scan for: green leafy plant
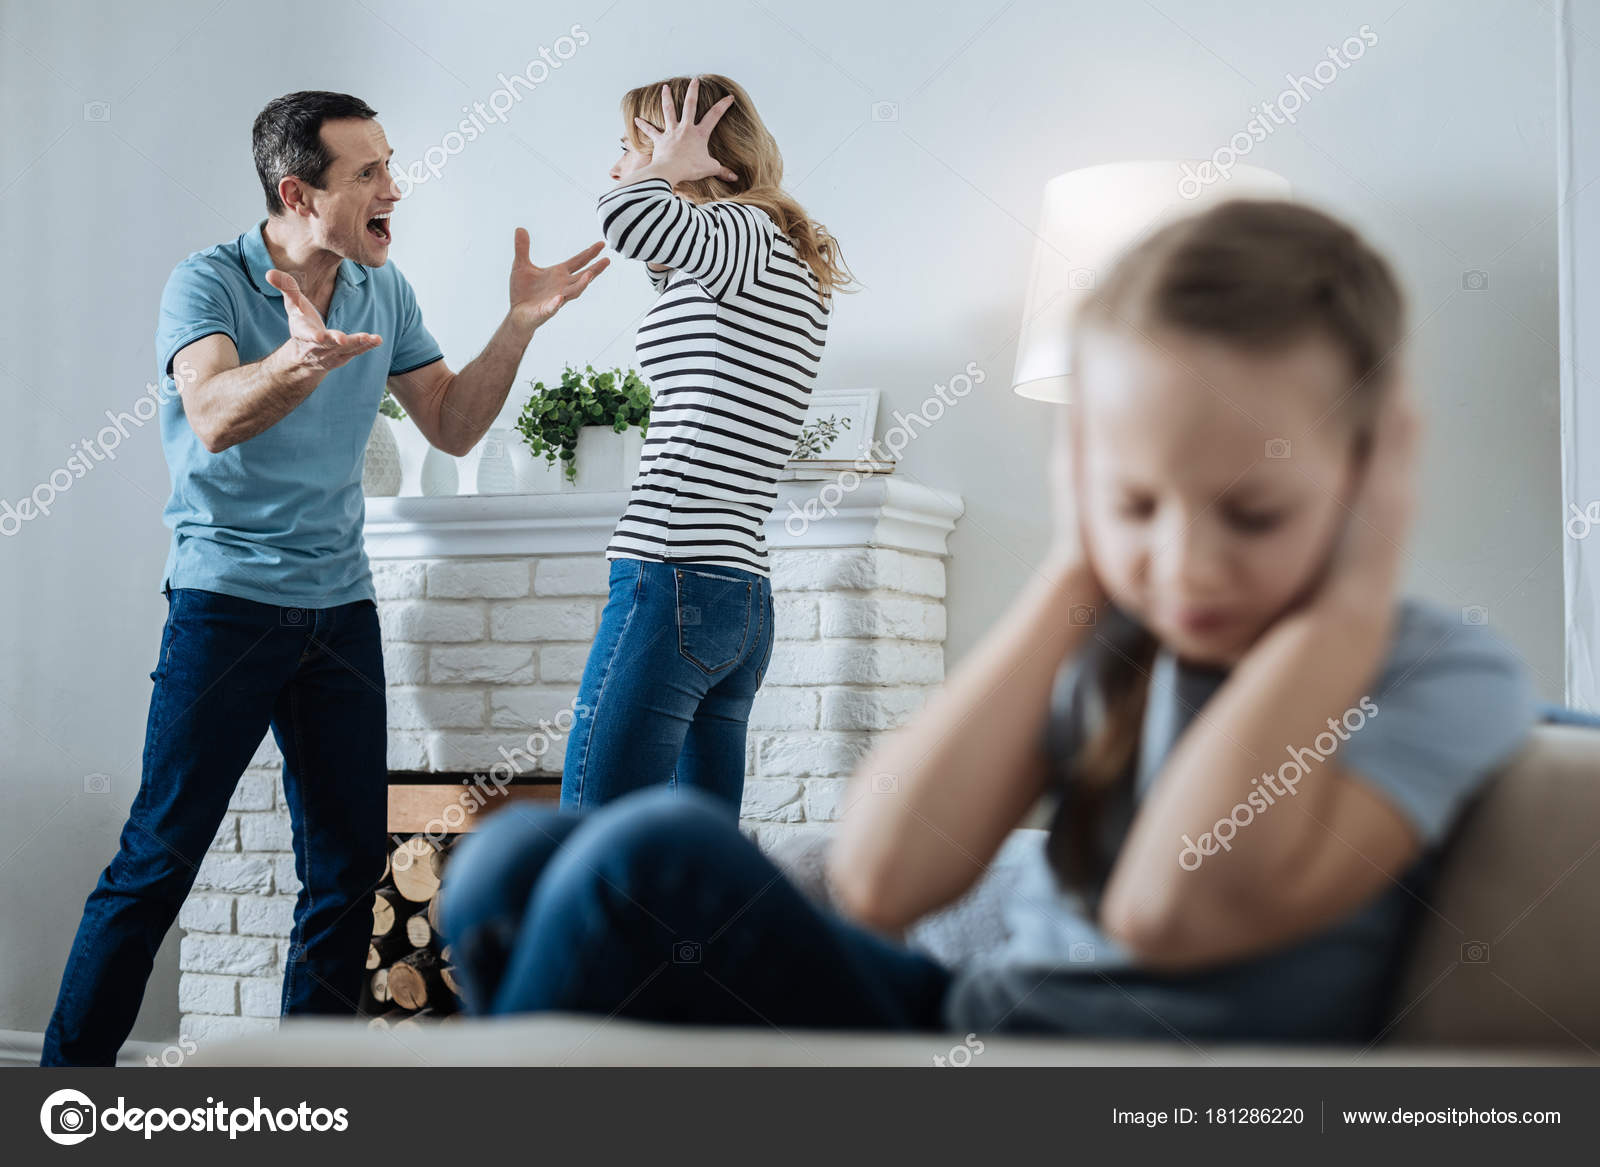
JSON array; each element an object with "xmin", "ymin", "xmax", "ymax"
[
  {"xmin": 791, "ymin": 414, "xmax": 851, "ymax": 460},
  {"xmin": 516, "ymin": 364, "xmax": 652, "ymax": 483},
  {"xmin": 379, "ymin": 387, "xmax": 406, "ymax": 421}
]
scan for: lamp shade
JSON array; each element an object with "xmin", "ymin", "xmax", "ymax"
[{"xmin": 1010, "ymin": 160, "xmax": 1292, "ymax": 402}]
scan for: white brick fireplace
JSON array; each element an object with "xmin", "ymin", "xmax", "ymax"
[{"xmin": 175, "ymin": 475, "xmax": 963, "ymax": 1043}]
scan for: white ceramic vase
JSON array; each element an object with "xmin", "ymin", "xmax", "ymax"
[
  {"xmin": 420, "ymin": 446, "xmax": 459, "ymax": 497},
  {"xmin": 473, "ymin": 428, "xmax": 518, "ymax": 494},
  {"xmin": 362, "ymin": 416, "xmax": 403, "ymax": 497}
]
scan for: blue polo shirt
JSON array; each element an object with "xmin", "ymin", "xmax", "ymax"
[{"xmin": 154, "ymin": 219, "xmax": 443, "ymax": 608}]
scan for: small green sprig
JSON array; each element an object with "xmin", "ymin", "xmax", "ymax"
[{"xmin": 379, "ymin": 387, "xmax": 406, "ymax": 421}]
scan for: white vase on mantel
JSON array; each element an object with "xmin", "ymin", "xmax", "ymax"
[
  {"xmin": 473, "ymin": 427, "xmax": 565, "ymax": 494},
  {"xmin": 362, "ymin": 417, "xmax": 403, "ymax": 497},
  {"xmin": 420, "ymin": 446, "xmax": 459, "ymax": 496},
  {"xmin": 565, "ymin": 426, "xmax": 645, "ymax": 492},
  {"xmin": 473, "ymin": 428, "xmax": 518, "ymax": 494}
]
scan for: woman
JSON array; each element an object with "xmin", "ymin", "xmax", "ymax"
[
  {"xmin": 445, "ymin": 199, "xmax": 1536, "ymax": 1040},
  {"xmin": 561, "ymin": 74, "xmax": 848, "ymax": 815}
]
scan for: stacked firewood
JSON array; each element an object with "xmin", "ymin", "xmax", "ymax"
[{"xmin": 360, "ymin": 834, "xmax": 466, "ymax": 1027}]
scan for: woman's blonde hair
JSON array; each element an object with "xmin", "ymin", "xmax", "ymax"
[
  {"xmin": 1054, "ymin": 199, "xmax": 1407, "ymax": 892},
  {"xmin": 621, "ymin": 74, "xmax": 854, "ymax": 305}
]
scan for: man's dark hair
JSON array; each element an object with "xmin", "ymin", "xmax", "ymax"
[{"xmin": 252, "ymin": 91, "xmax": 378, "ymax": 215}]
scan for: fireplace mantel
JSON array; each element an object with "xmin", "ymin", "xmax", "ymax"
[{"xmin": 363, "ymin": 476, "xmax": 964, "ymax": 560}]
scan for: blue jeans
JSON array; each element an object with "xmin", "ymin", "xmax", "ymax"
[
  {"xmin": 561, "ymin": 558, "xmax": 775, "ymax": 814},
  {"xmin": 437, "ymin": 786, "xmax": 952, "ymax": 1028},
  {"xmin": 40, "ymin": 586, "xmax": 388, "ymax": 1066}
]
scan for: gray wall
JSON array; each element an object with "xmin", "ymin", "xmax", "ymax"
[
  {"xmin": 0, "ymin": 0, "xmax": 1564, "ymax": 1039},
  {"xmin": 1558, "ymin": 0, "xmax": 1600, "ymax": 709}
]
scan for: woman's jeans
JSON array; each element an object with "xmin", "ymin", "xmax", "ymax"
[
  {"xmin": 40, "ymin": 586, "xmax": 388, "ymax": 1066},
  {"xmin": 561, "ymin": 558, "xmax": 775, "ymax": 814},
  {"xmin": 437, "ymin": 786, "xmax": 952, "ymax": 1029}
]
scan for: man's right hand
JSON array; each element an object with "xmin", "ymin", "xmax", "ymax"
[{"xmin": 265, "ymin": 268, "xmax": 383, "ymax": 375}]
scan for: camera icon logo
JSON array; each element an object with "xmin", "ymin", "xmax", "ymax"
[
  {"xmin": 672, "ymin": 940, "xmax": 702, "ymax": 964},
  {"xmin": 1068, "ymin": 268, "xmax": 1096, "ymax": 291},
  {"xmin": 1265, "ymin": 437, "xmax": 1292, "ymax": 459},
  {"xmin": 83, "ymin": 101, "xmax": 111, "ymax": 122},
  {"xmin": 871, "ymin": 101, "xmax": 899, "ymax": 122},
  {"xmin": 1069, "ymin": 604, "xmax": 1096, "ymax": 626},
  {"xmin": 871, "ymin": 772, "xmax": 898, "ymax": 794},
  {"xmin": 83, "ymin": 773, "xmax": 111, "ymax": 794},
  {"xmin": 1462, "ymin": 269, "xmax": 1489, "ymax": 292},
  {"xmin": 1068, "ymin": 941, "xmax": 1096, "ymax": 963},
  {"xmin": 40, "ymin": 1088, "xmax": 97, "ymax": 1145},
  {"xmin": 281, "ymin": 607, "xmax": 307, "ymax": 627},
  {"xmin": 484, "ymin": 438, "xmax": 504, "ymax": 458},
  {"xmin": 1460, "ymin": 940, "xmax": 1490, "ymax": 964},
  {"xmin": 680, "ymin": 604, "xmax": 701, "ymax": 626},
  {"xmin": 1461, "ymin": 605, "xmax": 1489, "ymax": 626}
]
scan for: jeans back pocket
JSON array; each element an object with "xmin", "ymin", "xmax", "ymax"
[{"xmin": 674, "ymin": 567, "xmax": 753, "ymax": 674}]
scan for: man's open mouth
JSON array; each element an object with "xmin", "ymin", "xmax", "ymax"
[{"xmin": 366, "ymin": 211, "xmax": 392, "ymax": 242}]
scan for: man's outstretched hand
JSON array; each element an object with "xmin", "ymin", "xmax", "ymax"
[
  {"xmin": 265, "ymin": 268, "xmax": 383, "ymax": 374},
  {"xmin": 508, "ymin": 230, "xmax": 609, "ymax": 332}
]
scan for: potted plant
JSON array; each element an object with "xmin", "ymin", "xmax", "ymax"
[
  {"xmin": 363, "ymin": 387, "xmax": 405, "ymax": 496},
  {"xmin": 516, "ymin": 365, "xmax": 652, "ymax": 492}
]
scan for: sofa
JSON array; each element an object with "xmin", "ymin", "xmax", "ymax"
[{"xmin": 198, "ymin": 723, "xmax": 1600, "ymax": 1066}]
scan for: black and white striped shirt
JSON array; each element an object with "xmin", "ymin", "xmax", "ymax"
[{"xmin": 596, "ymin": 176, "xmax": 830, "ymax": 577}]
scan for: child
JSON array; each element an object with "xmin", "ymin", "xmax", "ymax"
[{"xmin": 438, "ymin": 199, "xmax": 1535, "ymax": 1041}]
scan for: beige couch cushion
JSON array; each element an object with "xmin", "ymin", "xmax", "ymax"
[{"xmin": 1387, "ymin": 724, "xmax": 1600, "ymax": 1049}]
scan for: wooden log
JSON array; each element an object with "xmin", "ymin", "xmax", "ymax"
[
  {"xmin": 405, "ymin": 913, "xmax": 432, "ymax": 949},
  {"xmin": 387, "ymin": 950, "xmax": 444, "ymax": 1011},
  {"xmin": 368, "ymin": 927, "xmax": 411, "ymax": 970},
  {"xmin": 439, "ymin": 964, "xmax": 463, "ymax": 998},
  {"xmin": 370, "ymin": 967, "xmax": 391, "ymax": 1006},
  {"xmin": 371, "ymin": 887, "xmax": 407, "ymax": 937},
  {"xmin": 391, "ymin": 837, "xmax": 442, "ymax": 903}
]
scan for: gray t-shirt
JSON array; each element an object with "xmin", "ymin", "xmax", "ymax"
[{"xmin": 940, "ymin": 598, "xmax": 1537, "ymax": 1040}]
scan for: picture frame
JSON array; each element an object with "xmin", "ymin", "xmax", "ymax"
[{"xmin": 792, "ymin": 388, "xmax": 882, "ymax": 463}]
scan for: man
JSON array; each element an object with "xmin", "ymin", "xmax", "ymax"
[{"xmin": 41, "ymin": 90, "xmax": 607, "ymax": 1065}]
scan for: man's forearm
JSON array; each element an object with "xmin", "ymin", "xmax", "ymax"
[
  {"xmin": 431, "ymin": 312, "xmax": 537, "ymax": 455},
  {"xmin": 190, "ymin": 344, "xmax": 325, "ymax": 453}
]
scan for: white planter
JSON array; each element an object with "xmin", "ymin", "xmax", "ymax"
[
  {"xmin": 472, "ymin": 428, "xmax": 518, "ymax": 494},
  {"xmin": 363, "ymin": 416, "xmax": 403, "ymax": 497},
  {"xmin": 420, "ymin": 446, "xmax": 459, "ymax": 497},
  {"xmin": 565, "ymin": 426, "xmax": 645, "ymax": 492}
]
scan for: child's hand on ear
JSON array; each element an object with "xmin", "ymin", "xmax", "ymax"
[{"xmin": 1318, "ymin": 381, "xmax": 1423, "ymax": 616}]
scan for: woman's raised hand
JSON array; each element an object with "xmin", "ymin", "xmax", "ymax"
[{"xmin": 633, "ymin": 78, "xmax": 739, "ymax": 186}]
